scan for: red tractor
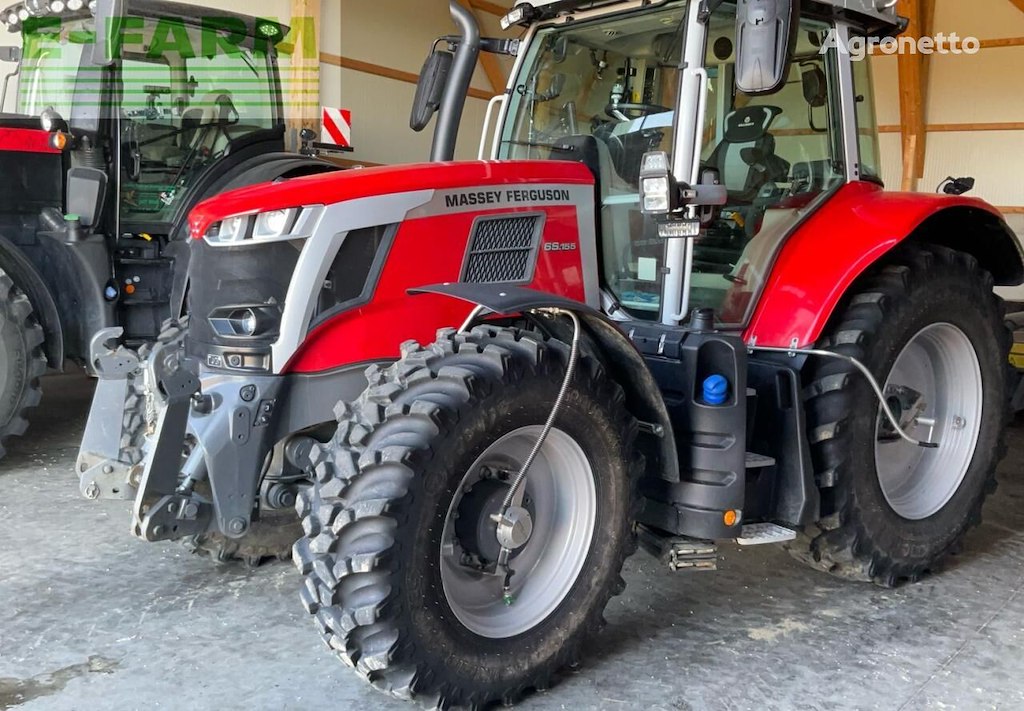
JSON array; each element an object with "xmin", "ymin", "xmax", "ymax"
[{"xmin": 80, "ymin": 0, "xmax": 1020, "ymax": 706}]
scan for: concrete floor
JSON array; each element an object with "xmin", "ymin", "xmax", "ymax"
[{"xmin": 2, "ymin": 374, "xmax": 1023, "ymax": 711}]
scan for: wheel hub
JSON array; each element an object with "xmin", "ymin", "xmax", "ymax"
[
  {"xmin": 874, "ymin": 322, "xmax": 983, "ymax": 520},
  {"xmin": 440, "ymin": 426, "xmax": 597, "ymax": 639},
  {"xmin": 453, "ymin": 476, "xmax": 534, "ymax": 567}
]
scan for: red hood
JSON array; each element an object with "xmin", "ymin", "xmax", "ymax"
[
  {"xmin": 188, "ymin": 159, "xmax": 595, "ymax": 239},
  {"xmin": 0, "ymin": 126, "xmax": 61, "ymax": 155}
]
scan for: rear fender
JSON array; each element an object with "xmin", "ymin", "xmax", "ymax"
[
  {"xmin": 411, "ymin": 283, "xmax": 680, "ymax": 484},
  {"xmin": 0, "ymin": 231, "xmax": 63, "ymax": 368},
  {"xmin": 744, "ymin": 182, "xmax": 1024, "ymax": 348}
]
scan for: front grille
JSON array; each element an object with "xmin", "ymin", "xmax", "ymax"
[{"xmin": 461, "ymin": 214, "xmax": 542, "ymax": 284}]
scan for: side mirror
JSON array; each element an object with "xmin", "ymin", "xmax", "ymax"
[
  {"xmin": 801, "ymin": 66, "xmax": 827, "ymax": 108},
  {"xmin": 93, "ymin": 0, "xmax": 125, "ymax": 67},
  {"xmin": 410, "ymin": 49, "xmax": 453, "ymax": 132},
  {"xmin": 67, "ymin": 167, "xmax": 108, "ymax": 229},
  {"xmin": 734, "ymin": 0, "xmax": 797, "ymax": 95},
  {"xmin": 0, "ymin": 47, "xmax": 20, "ymax": 63}
]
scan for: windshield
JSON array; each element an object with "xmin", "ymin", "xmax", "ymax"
[
  {"xmin": 499, "ymin": 1, "xmax": 848, "ymax": 327},
  {"xmin": 17, "ymin": 16, "xmax": 94, "ymax": 117},
  {"xmin": 499, "ymin": 2, "xmax": 688, "ymax": 319},
  {"xmin": 113, "ymin": 16, "xmax": 278, "ymax": 225}
]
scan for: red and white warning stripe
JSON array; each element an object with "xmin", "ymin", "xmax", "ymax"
[{"xmin": 321, "ymin": 107, "xmax": 352, "ymax": 147}]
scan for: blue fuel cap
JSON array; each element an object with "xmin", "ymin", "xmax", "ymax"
[{"xmin": 703, "ymin": 374, "xmax": 728, "ymax": 405}]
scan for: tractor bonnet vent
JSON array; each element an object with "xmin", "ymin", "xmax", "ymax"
[{"xmin": 461, "ymin": 214, "xmax": 543, "ymax": 284}]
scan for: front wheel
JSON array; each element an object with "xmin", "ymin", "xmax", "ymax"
[
  {"xmin": 294, "ymin": 325, "xmax": 640, "ymax": 707},
  {"xmin": 790, "ymin": 244, "xmax": 1009, "ymax": 586}
]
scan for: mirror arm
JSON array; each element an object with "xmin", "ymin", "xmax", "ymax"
[{"xmin": 0, "ymin": 62, "xmax": 19, "ymax": 114}]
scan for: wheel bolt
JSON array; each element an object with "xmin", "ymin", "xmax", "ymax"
[{"xmin": 952, "ymin": 416, "xmax": 966, "ymax": 430}]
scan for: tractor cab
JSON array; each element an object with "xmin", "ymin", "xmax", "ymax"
[
  {"xmin": 491, "ymin": 0, "xmax": 886, "ymax": 328},
  {"xmin": 0, "ymin": 1, "xmax": 287, "ymax": 238},
  {"xmin": 0, "ymin": 0, "xmax": 296, "ymax": 352}
]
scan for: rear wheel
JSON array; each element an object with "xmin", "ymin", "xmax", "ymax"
[
  {"xmin": 0, "ymin": 269, "xmax": 46, "ymax": 458},
  {"xmin": 789, "ymin": 244, "xmax": 1008, "ymax": 586},
  {"xmin": 294, "ymin": 325, "xmax": 641, "ymax": 707}
]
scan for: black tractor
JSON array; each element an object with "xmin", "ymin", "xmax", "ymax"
[{"xmin": 0, "ymin": 0, "xmax": 335, "ymax": 457}]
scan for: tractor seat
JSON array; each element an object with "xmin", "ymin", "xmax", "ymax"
[{"xmin": 706, "ymin": 105, "xmax": 789, "ymax": 203}]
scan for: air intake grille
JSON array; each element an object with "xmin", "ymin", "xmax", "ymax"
[{"xmin": 461, "ymin": 214, "xmax": 542, "ymax": 284}]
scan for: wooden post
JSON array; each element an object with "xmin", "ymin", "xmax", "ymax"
[
  {"xmin": 287, "ymin": 0, "xmax": 321, "ymax": 151},
  {"xmin": 915, "ymin": 0, "xmax": 935, "ymax": 177},
  {"xmin": 896, "ymin": 0, "xmax": 925, "ymax": 191}
]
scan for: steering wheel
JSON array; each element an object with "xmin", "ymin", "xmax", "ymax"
[{"xmin": 605, "ymin": 102, "xmax": 671, "ymax": 121}]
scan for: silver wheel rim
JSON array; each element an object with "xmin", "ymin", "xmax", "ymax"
[
  {"xmin": 874, "ymin": 322, "xmax": 983, "ymax": 520},
  {"xmin": 440, "ymin": 426, "xmax": 597, "ymax": 638}
]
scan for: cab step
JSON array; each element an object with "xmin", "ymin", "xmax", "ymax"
[
  {"xmin": 636, "ymin": 524, "xmax": 718, "ymax": 571},
  {"xmin": 735, "ymin": 522, "xmax": 798, "ymax": 546}
]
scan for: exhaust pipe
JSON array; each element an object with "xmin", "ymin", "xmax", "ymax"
[{"xmin": 430, "ymin": 0, "xmax": 481, "ymax": 162}]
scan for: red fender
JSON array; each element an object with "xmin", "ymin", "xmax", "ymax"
[
  {"xmin": 0, "ymin": 127, "xmax": 61, "ymax": 154},
  {"xmin": 743, "ymin": 181, "xmax": 1020, "ymax": 348}
]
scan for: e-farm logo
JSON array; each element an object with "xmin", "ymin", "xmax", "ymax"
[
  {"xmin": 819, "ymin": 28, "xmax": 981, "ymax": 61},
  {"xmin": 17, "ymin": 15, "xmax": 321, "ymax": 118}
]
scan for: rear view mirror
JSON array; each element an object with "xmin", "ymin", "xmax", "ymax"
[
  {"xmin": 67, "ymin": 167, "xmax": 108, "ymax": 228},
  {"xmin": 801, "ymin": 65, "xmax": 827, "ymax": 107},
  {"xmin": 93, "ymin": 0, "xmax": 125, "ymax": 67},
  {"xmin": 0, "ymin": 47, "xmax": 20, "ymax": 63},
  {"xmin": 734, "ymin": 0, "xmax": 797, "ymax": 95},
  {"xmin": 410, "ymin": 49, "xmax": 453, "ymax": 132}
]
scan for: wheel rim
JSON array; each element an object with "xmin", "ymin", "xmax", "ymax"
[
  {"xmin": 440, "ymin": 426, "xmax": 597, "ymax": 639},
  {"xmin": 874, "ymin": 322, "xmax": 983, "ymax": 520}
]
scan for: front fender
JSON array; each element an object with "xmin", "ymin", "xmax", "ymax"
[
  {"xmin": 745, "ymin": 181, "xmax": 1023, "ymax": 348},
  {"xmin": 411, "ymin": 283, "xmax": 680, "ymax": 484}
]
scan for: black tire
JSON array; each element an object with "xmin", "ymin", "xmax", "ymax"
[
  {"xmin": 294, "ymin": 325, "xmax": 641, "ymax": 708},
  {"xmin": 119, "ymin": 318, "xmax": 190, "ymax": 467},
  {"xmin": 788, "ymin": 244, "xmax": 1009, "ymax": 586},
  {"xmin": 0, "ymin": 269, "xmax": 46, "ymax": 458},
  {"xmin": 181, "ymin": 508, "xmax": 300, "ymax": 567}
]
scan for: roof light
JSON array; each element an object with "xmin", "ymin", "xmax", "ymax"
[
  {"xmin": 255, "ymin": 20, "xmax": 281, "ymax": 38},
  {"xmin": 87, "ymin": 0, "xmax": 95, "ymax": 10},
  {"xmin": 17, "ymin": 7, "xmax": 28, "ymax": 20},
  {"xmin": 500, "ymin": 4, "xmax": 537, "ymax": 31},
  {"xmin": 49, "ymin": 0, "xmax": 64, "ymax": 12},
  {"xmin": 5, "ymin": 11, "xmax": 18, "ymax": 25},
  {"xmin": 66, "ymin": 0, "xmax": 82, "ymax": 9}
]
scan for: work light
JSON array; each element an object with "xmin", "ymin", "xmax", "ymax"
[
  {"xmin": 639, "ymin": 151, "xmax": 676, "ymax": 215},
  {"xmin": 500, "ymin": 4, "xmax": 536, "ymax": 30}
]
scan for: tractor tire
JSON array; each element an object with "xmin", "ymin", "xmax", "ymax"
[
  {"xmin": 181, "ymin": 508, "xmax": 300, "ymax": 567},
  {"xmin": 119, "ymin": 317, "xmax": 191, "ymax": 466},
  {"xmin": 294, "ymin": 325, "xmax": 641, "ymax": 708},
  {"xmin": 788, "ymin": 243, "xmax": 1009, "ymax": 587},
  {"xmin": 0, "ymin": 269, "xmax": 46, "ymax": 459}
]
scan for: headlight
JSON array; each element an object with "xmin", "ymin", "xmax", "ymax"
[
  {"xmin": 252, "ymin": 208, "xmax": 298, "ymax": 240},
  {"xmin": 203, "ymin": 206, "xmax": 318, "ymax": 245},
  {"xmin": 204, "ymin": 214, "xmax": 251, "ymax": 244}
]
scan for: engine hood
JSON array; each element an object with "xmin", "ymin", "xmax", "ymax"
[{"xmin": 188, "ymin": 159, "xmax": 596, "ymax": 240}]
